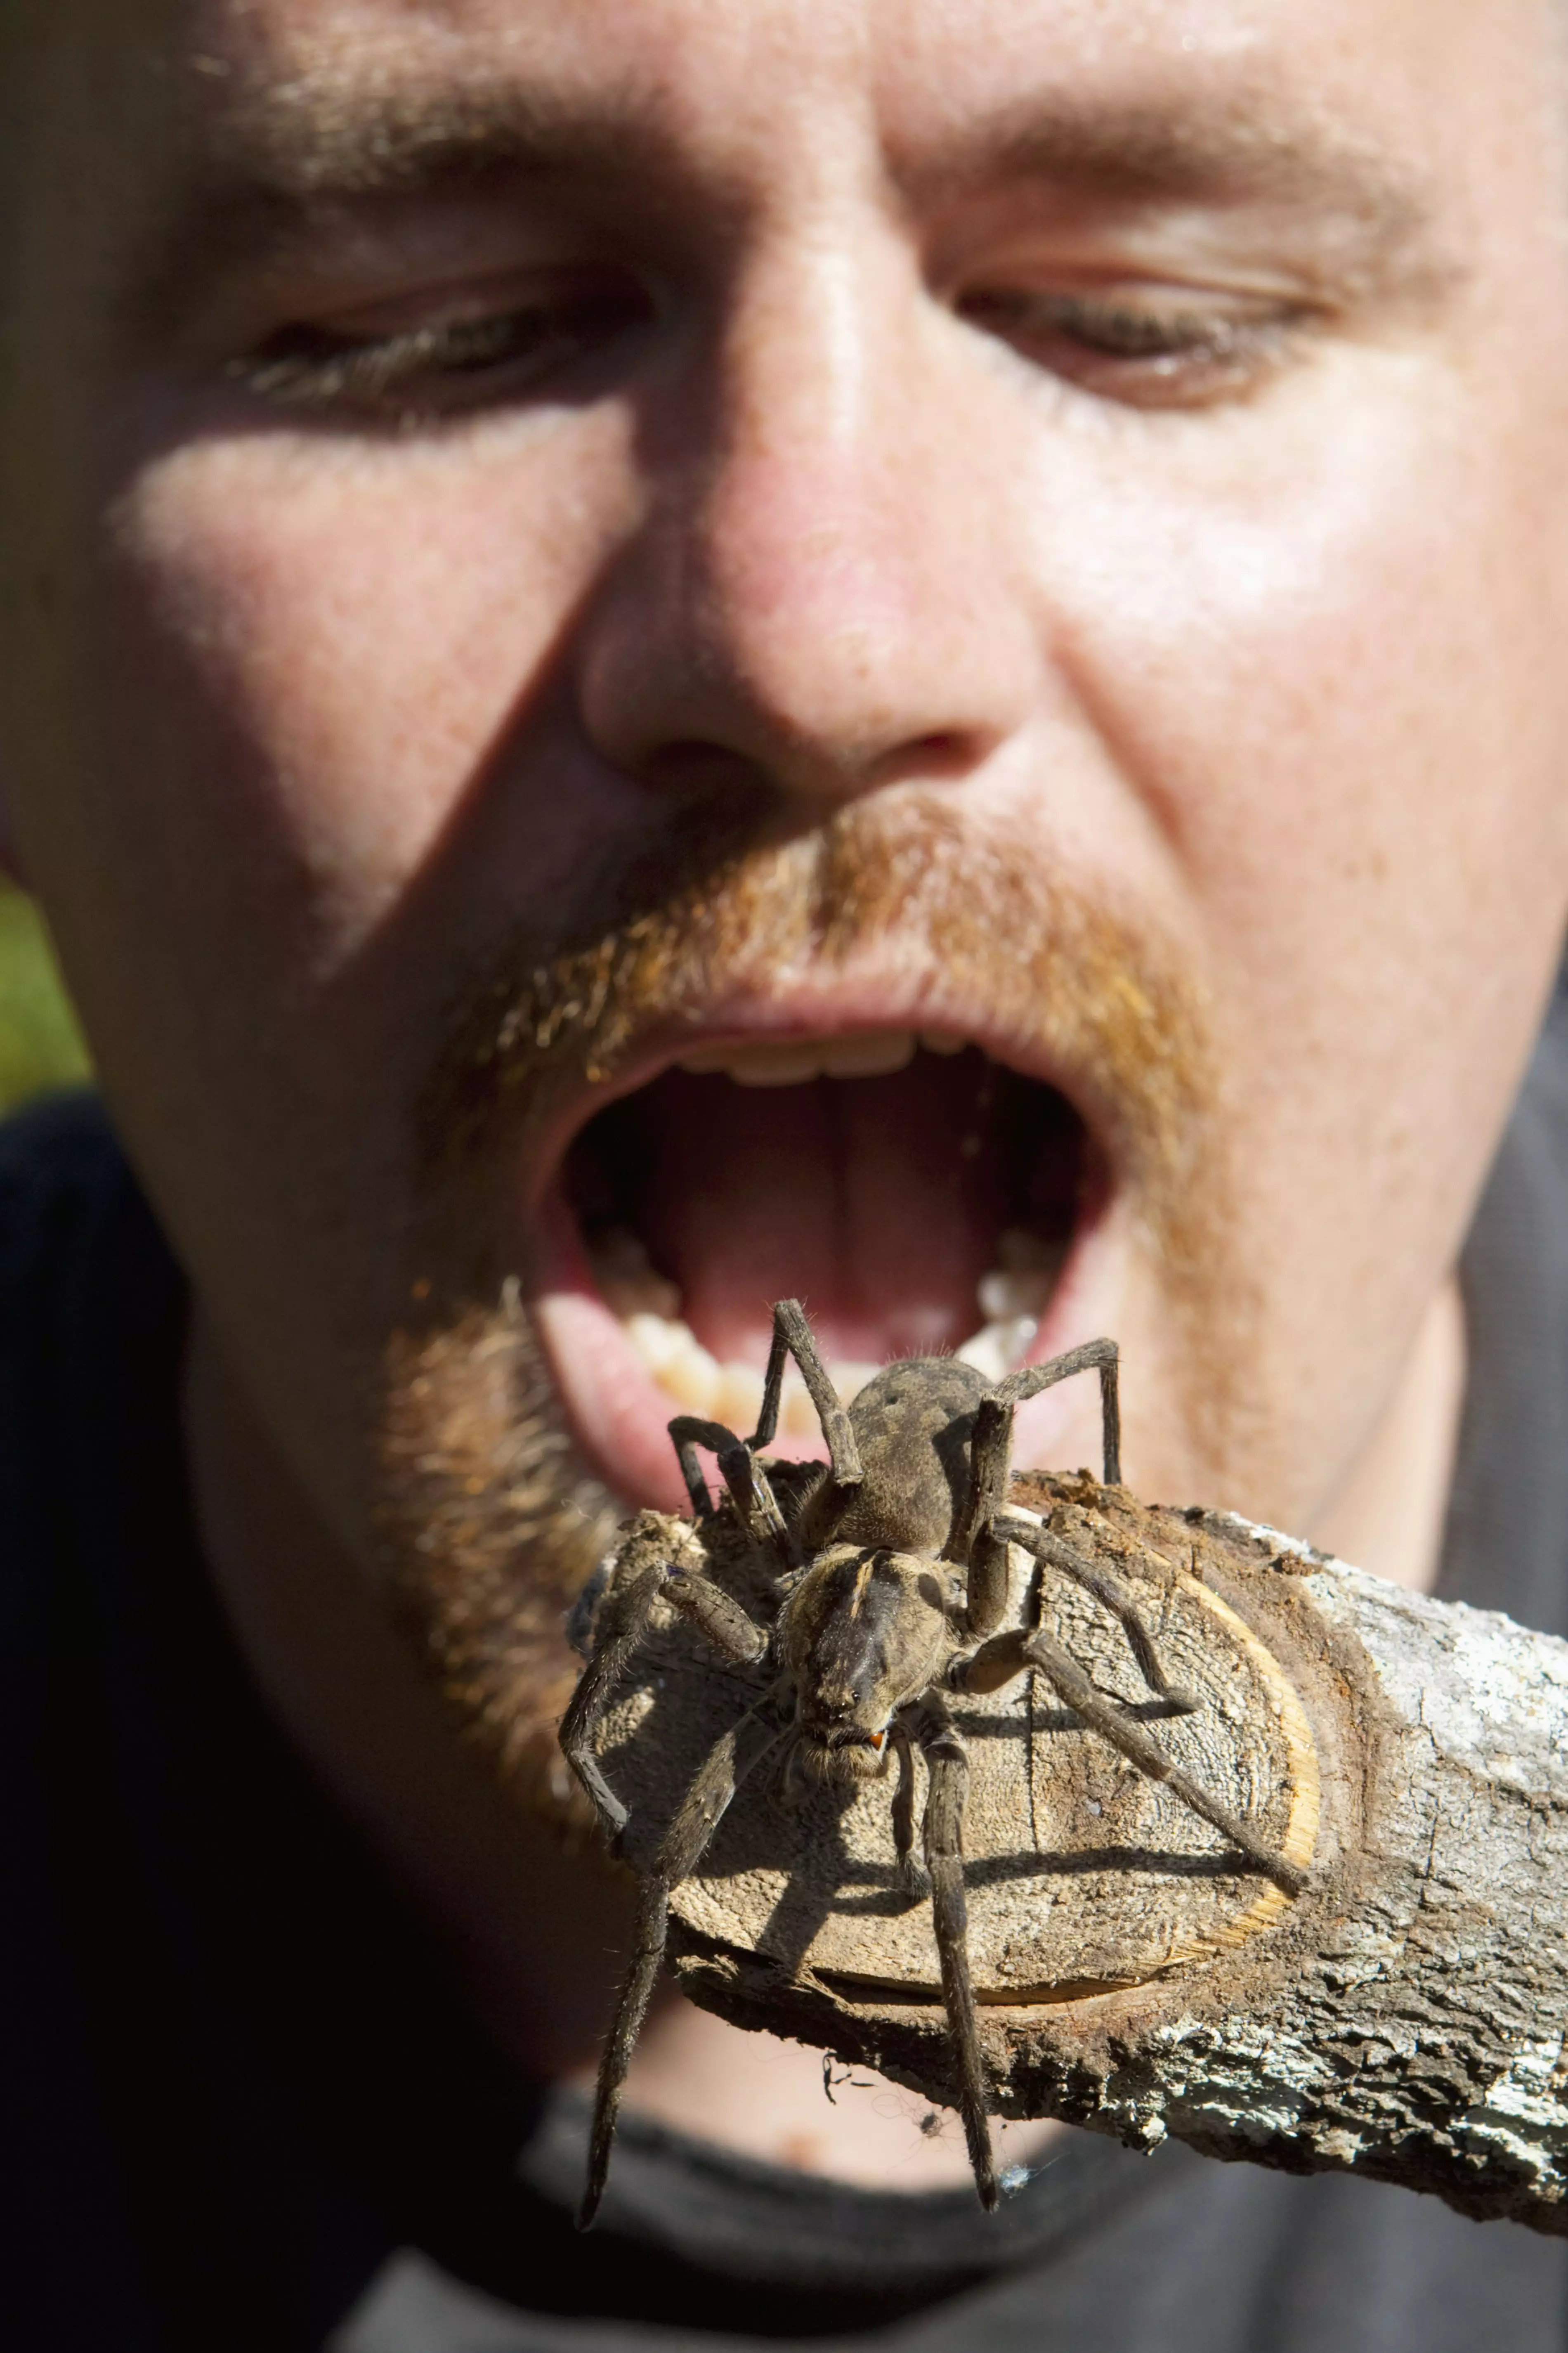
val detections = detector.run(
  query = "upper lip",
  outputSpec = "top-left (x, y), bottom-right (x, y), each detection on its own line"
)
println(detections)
top-left (524, 968), bottom-right (1105, 1212)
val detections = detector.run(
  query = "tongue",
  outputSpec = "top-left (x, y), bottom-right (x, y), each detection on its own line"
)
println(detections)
top-left (586, 1050), bottom-right (1041, 1365)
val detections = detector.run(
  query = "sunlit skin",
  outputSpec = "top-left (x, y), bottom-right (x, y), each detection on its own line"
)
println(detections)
top-left (2, 0), bottom-right (1568, 2187)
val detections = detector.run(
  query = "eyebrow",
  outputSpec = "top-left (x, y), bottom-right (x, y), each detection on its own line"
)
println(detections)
top-left (126, 72), bottom-right (689, 337)
top-left (130, 57), bottom-right (1449, 340)
top-left (895, 90), bottom-right (1446, 287)
top-left (204, 71), bottom-right (675, 199)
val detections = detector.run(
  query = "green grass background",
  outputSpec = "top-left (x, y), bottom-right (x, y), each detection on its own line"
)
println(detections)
top-left (0, 883), bottom-right (92, 1114)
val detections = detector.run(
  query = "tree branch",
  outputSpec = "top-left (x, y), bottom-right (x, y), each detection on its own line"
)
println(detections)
top-left (593, 1473), bottom-right (1568, 2232)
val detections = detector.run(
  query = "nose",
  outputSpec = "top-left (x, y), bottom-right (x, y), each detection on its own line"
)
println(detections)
top-left (575, 236), bottom-right (1041, 813)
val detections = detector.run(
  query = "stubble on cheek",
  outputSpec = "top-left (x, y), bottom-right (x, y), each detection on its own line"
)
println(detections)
top-left (373, 791), bottom-right (1244, 1833)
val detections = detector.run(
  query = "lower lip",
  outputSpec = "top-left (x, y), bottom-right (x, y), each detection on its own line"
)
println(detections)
top-left (531, 1187), bottom-right (692, 1507)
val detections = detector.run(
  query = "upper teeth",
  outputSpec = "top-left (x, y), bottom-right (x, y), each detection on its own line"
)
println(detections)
top-left (677, 1029), bottom-right (965, 1086)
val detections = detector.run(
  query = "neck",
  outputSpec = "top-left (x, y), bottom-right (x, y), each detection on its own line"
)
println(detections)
top-left (183, 1276), bottom-right (1465, 2189)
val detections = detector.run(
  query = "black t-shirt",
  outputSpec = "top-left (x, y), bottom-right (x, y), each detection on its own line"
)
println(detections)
top-left (5, 1002), bottom-right (1568, 2352)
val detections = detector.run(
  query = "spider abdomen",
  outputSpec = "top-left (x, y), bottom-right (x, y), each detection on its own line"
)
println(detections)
top-left (820, 1356), bottom-right (986, 1555)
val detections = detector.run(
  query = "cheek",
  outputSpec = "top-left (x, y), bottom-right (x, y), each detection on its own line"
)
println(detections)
top-left (1021, 360), bottom-right (1568, 1112)
top-left (107, 406), bottom-right (642, 957)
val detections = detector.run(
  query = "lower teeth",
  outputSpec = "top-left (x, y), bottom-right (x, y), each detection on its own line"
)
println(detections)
top-left (589, 1225), bottom-right (1065, 1424)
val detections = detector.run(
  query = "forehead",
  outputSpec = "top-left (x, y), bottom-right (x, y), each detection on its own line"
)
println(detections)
top-left (194, 0), bottom-right (1533, 87)
top-left (172, 0), bottom-right (1549, 199)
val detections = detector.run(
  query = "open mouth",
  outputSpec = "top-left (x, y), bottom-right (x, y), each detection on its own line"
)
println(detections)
top-left (536, 1026), bottom-right (1103, 1503)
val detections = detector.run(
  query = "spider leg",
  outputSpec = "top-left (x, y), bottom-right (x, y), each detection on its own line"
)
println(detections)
top-left (559, 1559), bottom-right (672, 1844)
top-left (952, 1393), bottom-right (1014, 1638)
top-left (899, 1693), bottom-right (998, 2212)
top-left (560, 1542), bottom-right (769, 1847)
top-left (889, 1720), bottom-right (924, 1900)
top-left (580, 1696), bottom-right (788, 2230)
top-left (994, 1337), bottom-right (1121, 1485)
top-left (992, 1511), bottom-right (1197, 1713)
top-left (749, 1299), bottom-right (863, 1499)
top-left (780, 1727), bottom-right (812, 1807)
top-left (952, 1627), bottom-right (1306, 1897)
top-left (954, 1339), bottom-right (1121, 1639)
top-left (667, 1569), bottom-right (772, 1667)
top-left (667, 1413), bottom-right (795, 1566)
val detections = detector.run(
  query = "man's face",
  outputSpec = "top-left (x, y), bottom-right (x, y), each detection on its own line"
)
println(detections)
top-left (5, 0), bottom-right (1568, 1802)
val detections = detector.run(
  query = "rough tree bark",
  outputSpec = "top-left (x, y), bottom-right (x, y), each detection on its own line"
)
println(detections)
top-left (591, 1472), bottom-right (1568, 2233)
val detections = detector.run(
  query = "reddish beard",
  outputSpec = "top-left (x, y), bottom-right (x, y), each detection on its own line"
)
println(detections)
top-left (374, 792), bottom-right (1229, 1836)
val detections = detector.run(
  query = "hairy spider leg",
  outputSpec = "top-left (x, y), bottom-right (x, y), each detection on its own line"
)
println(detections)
top-left (992, 1512), bottom-right (1197, 1714)
top-left (998, 1338), bottom-right (1122, 1483)
top-left (667, 1413), bottom-right (795, 1567)
top-left (889, 1720), bottom-right (923, 1900)
top-left (951, 1625), bottom-right (1307, 1897)
top-left (560, 1558), bottom-right (669, 1843)
top-left (956, 1337), bottom-right (1122, 1638)
top-left (897, 1692), bottom-right (999, 2211)
top-left (749, 1299), bottom-right (864, 1517)
top-left (580, 1698), bottom-right (789, 2230)
top-left (994, 1337), bottom-right (1124, 1490)
top-left (560, 1532), bottom-right (770, 1845)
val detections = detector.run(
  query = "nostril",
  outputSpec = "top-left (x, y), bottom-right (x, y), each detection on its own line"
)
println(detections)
top-left (637, 740), bottom-right (769, 799)
top-left (868, 729), bottom-right (976, 786)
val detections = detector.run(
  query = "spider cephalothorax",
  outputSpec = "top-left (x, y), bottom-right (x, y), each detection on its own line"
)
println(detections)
top-left (561, 1304), bottom-right (1309, 2224)
top-left (778, 1547), bottom-right (950, 1779)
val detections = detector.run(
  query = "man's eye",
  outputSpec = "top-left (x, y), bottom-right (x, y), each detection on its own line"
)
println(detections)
top-left (957, 286), bottom-right (1305, 407)
top-left (227, 274), bottom-right (652, 421)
